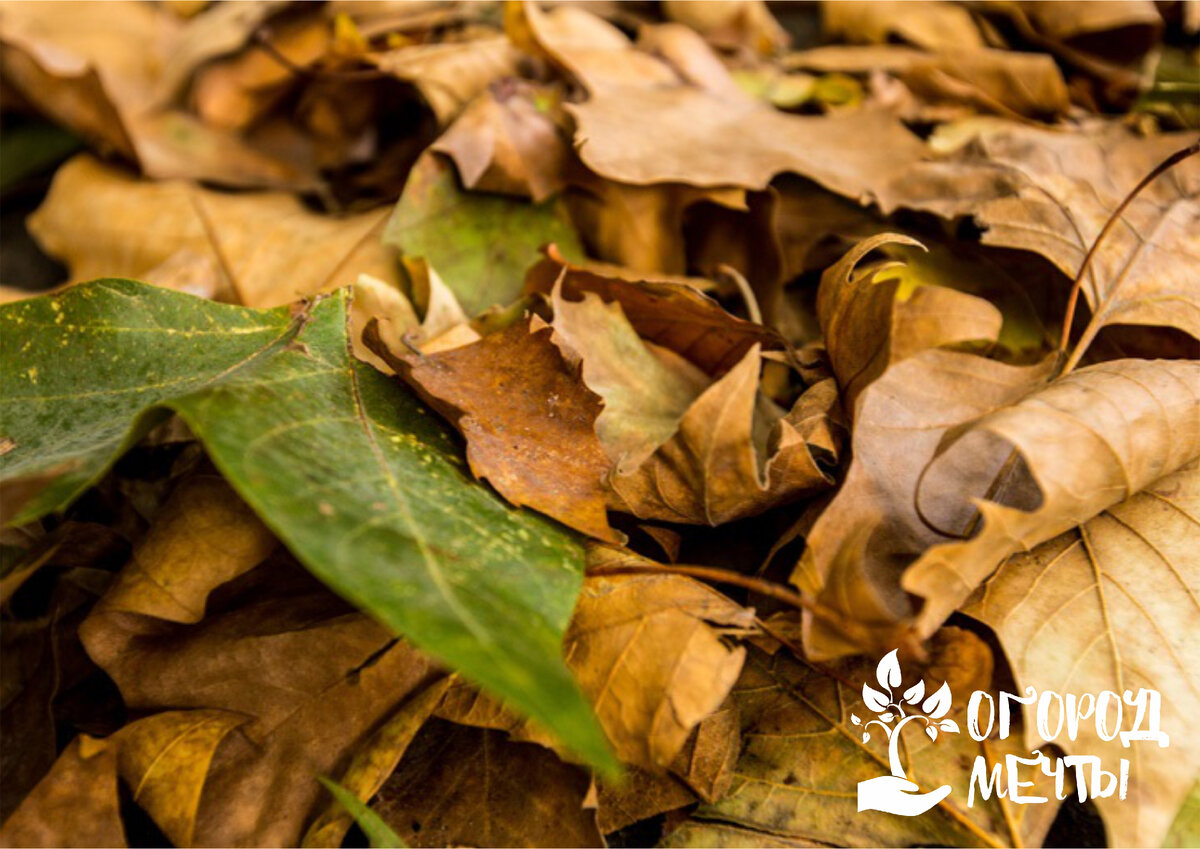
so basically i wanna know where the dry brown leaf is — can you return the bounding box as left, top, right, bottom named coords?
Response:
left=797, top=349, right=1057, bottom=659
left=370, top=317, right=621, bottom=542
left=94, top=475, right=276, bottom=624
left=1019, top=0, right=1162, bottom=61
left=507, top=0, right=680, bottom=93
left=527, top=247, right=780, bottom=378
left=566, top=552, right=755, bottom=769
left=662, top=636, right=1059, bottom=848
left=668, top=704, right=741, bottom=802
left=0, top=736, right=125, bottom=849
left=822, top=0, right=985, bottom=50
left=593, top=767, right=697, bottom=835
left=608, top=350, right=841, bottom=526
left=79, top=560, right=439, bottom=846
left=817, top=233, right=1003, bottom=417
left=301, top=677, right=451, bottom=849
left=551, top=282, right=710, bottom=474
left=966, top=459, right=1199, bottom=848
left=29, top=156, right=399, bottom=310
left=432, top=81, right=569, bottom=202
left=369, top=35, right=521, bottom=125
left=902, top=357, right=1200, bottom=635
left=373, top=718, right=604, bottom=848
left=114, top=710, right=248, bottom=848
left=787, top=45, right=1069, bottom=120
left=637, top=23, right=748, bottom=100
left=881, top=121, right=1200, bottom=347
left=565, top=172, right=748, bottom=276
left=661, top=0, right=789, bottom=56
left=570, top=88, right=928, bottom=195
left=0, top=2, right=313, bottom=188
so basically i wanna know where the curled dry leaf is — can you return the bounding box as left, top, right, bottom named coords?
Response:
left=966, top=459, right=1200, bottom=848
left=608, top=348, right=842, bottom=526
left=816, top=233, right=1004, bottom=418
left=821, top=0, right=985, bottom=51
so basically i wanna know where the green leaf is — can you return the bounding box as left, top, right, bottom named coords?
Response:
left=385, top=153, right=582, bottom=316
left=0, top=279, right=614, bottom=773
left=1165, top=778, right=1200, bottom=848
left=318, top=778, right=405, bottom=849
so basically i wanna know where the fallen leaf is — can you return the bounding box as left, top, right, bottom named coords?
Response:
left=369, top=316, right=621, bottom=542
left=0, top=281, right=612, bottom=772
left=372, top=718, right=604, bottom=848
left=114, top=710, right=248, bottom=848
left=570, top=89, right=929, bottom=195
left=93, top=475, right=276, bottom=624
left=303, top=678, right=451, bottom=848
left=432, top=80, right=569, bottom=202
left=821, top=0, right=985, bottom=50
left=385, top=152, right=582, bottom=315
left=566, top=552, right=754, bottom=769
left=27, top=155, right=398, bottom=309
left=903, top=357, right=1200, bottom=635
left=965, top=459, right=1200, bottom=848
left=0, top=736, right=124, bottom=848
left=551, top=281, right=710, bottom=474
left=608, top=350, right=841, bottom=526
left=817, top=233, right=1004, bottom=417
left=881, top=121, right=1200, bottom=349
left=662, top=0, right=789, bottom=56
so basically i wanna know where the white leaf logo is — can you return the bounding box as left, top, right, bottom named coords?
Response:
left=877, top=649, right=902, bottom=690
left=922, top=682, right=952, bottom=719
left=863, top=683, right=889, bottom=712
left=903, top=680, right=925, bottom=705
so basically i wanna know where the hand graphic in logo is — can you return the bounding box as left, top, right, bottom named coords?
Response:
left=852, top=649, right=959, bottom=816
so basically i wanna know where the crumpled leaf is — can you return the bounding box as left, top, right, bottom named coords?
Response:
left=551, top=282, right=709, bottom=474
left=796, top=348, right=1057, bottom=658
left=965, top=459, right=1200, bottom=848
left=369, top=316, right=621, bottom=542
left=372, top=718, right=604, bottom=848
left=385, top=152, right=582, bottom=316
left=0, top=281, right=612, bottom=772
left=663, top=637, right=1059, bottom=848
left=567, top=549, right=755, bottom=769
left=0, top=1, right=313, bottom=188
left=608, top=348, right=841, bottom=526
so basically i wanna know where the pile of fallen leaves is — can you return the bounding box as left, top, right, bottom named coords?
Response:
left=1, top=1, right=1198, bottom=847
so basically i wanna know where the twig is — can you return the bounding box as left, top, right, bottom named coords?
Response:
left=717, top=263, right=763, bottom=325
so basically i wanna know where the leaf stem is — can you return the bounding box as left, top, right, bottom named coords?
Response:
left=1058, top=137, right=1200, bottom=374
